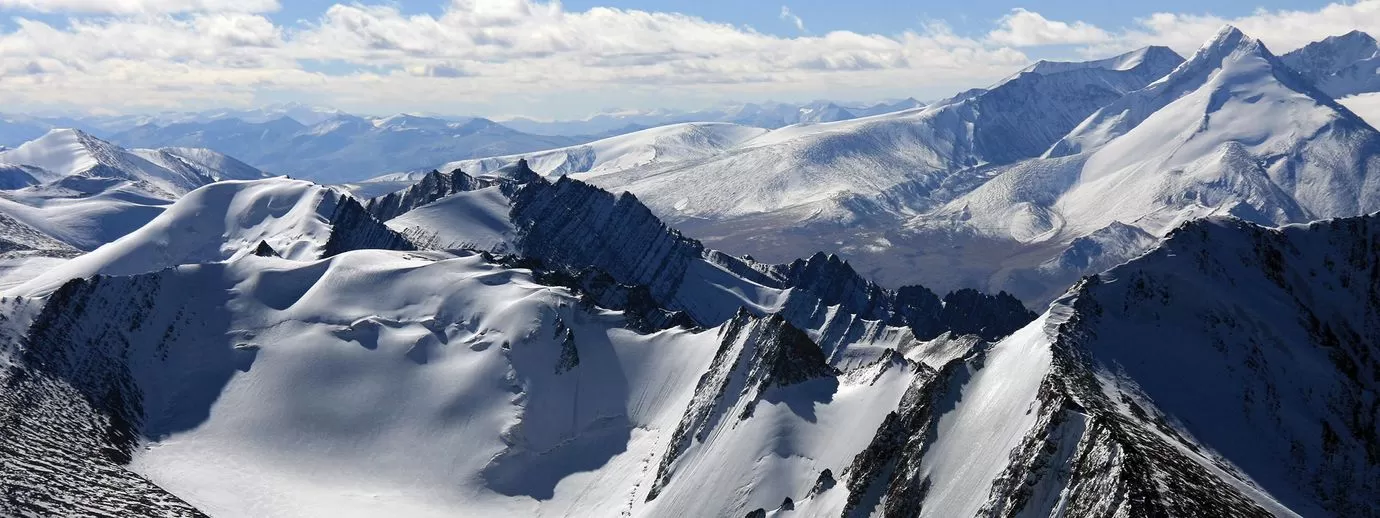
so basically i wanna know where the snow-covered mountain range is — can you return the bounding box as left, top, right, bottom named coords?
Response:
left=0, top=154, right=1374, bottom=516
left=437, top=28, right=1380, bottom=307
left=0, top=99, right=930, bottom=184
left=106, top=114, right=586, bottom=184
left=2, top=23, right=1379, bottom=518
left=498, top=99, right=926, bottom=137
left=0, top=129, right=269, bottom=289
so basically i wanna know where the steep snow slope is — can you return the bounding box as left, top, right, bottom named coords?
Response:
left=594, top=46, right=1177, bottom=220
left=1280, top=30, right=1380, bottom=98
left=794, top=213, right=1380, bottom=517
left=445, top=122, right=767, bottom=180
left=1044, top=214, right=1380, bottom=516
left=0, top=247, right=927, bottom=517
left=10, top=178, right=411, bottom=297
left=0, top=184, right=170, bottom=252
left=131, top=147, right=268, bottom=186
left=0, top=164, right=43, bottom=189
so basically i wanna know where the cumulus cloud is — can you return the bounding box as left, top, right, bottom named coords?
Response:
left=780, top=6, right=805, bottom=33
left=0, top=0, right=279, bottom=14
left=986, top=8, right=1111, bottom=47
left=1117, top=1, right=1380, bottom=54
left=5, top=0, right=1380, bottom=117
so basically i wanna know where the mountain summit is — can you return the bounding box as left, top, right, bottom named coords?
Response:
left=1281, top=29, right=1380, bottom=98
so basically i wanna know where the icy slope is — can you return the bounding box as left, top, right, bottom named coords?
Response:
left=807, top=212, right=1380, bottom=517
left=10, top=178, right=412, bottom=297
left=386, top=186, right=516, bottom=252
left=1018, top=45, right=1182, bottom=77
left=364, top=167, right=505, bottom=221
left=502, top=172, right=1034, bottom=353
left=343, top=163, right=1034, bottom=362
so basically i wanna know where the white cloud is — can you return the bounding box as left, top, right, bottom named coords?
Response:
left=986, top=8, right=1111, bottom=47
left=780, top=6, right=805, bottom=33
left=0, top=0, right=279, bottom=14
left=1117, top=1, right=1380, bottom=55
left=9, top=0, right=1380, bottom=117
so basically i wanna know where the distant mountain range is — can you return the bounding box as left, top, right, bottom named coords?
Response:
left=429, top=28, right=1380, bottom=308
left=498, top=98, right=926, bottom=136
left=0, top=99, right=928, bottom=183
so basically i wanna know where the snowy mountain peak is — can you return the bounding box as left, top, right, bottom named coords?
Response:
left=1021, top=45, right=1182, bottom=76
left=1200, top=25, right=1258, bottom=56
left=1048, top=26, right=1322, bottom=158
left=1172, top=25, right=1273, bottom=81
left=1281, top=30, right=1380, bottom=98
left=0, top=128, right=267, bottom=197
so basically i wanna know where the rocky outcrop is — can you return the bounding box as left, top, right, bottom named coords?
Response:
left=321, top=193, right=416, bottom=257
left=511, top=175, right=706, bottom=315
left=365, top=168, right=505, bottom=222
left=252, top=240, right=279, bottom=258
left=839, top=358, right=949, bottom=518
left=937, top=289, right=1036, bottom=341
left=972, top=214, right=1380, bottom=517
left=0, top=276, right=205, bottom=516
left=647, top=311, right=838, bottom=500
left=489, top=253, right=696, bottom=332
left=506, top=171, right=1037, bottom=345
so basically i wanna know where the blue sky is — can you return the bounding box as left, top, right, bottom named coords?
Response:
left=261, top=0, right=1334, bottom=38
left=0, top=0, right=1372, bottom=118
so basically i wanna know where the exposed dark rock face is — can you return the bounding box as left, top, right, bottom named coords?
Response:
left=552, top=316, right=580, bottom=374
left=839, top=358, right=948, bottom=518
left=810, top=468, right=837, bottom=496
left=365, top=168, right=504, bottom=222
left=252, top=240, right=279, bottom=258
left=970, top=214, right=1380, bottom=518
left=506, top=172, right=1037, bottom=344
left=321, top=193, right=416, bottom=257
left=647, top=312, right=838, bottom=501
left=511, top=175, right=706, bottom=317
left=487, top=253, right=695, bottom=332
left=0, top=276, right=205, bottom=516
left=938, top=289, right=1036, bottom=341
